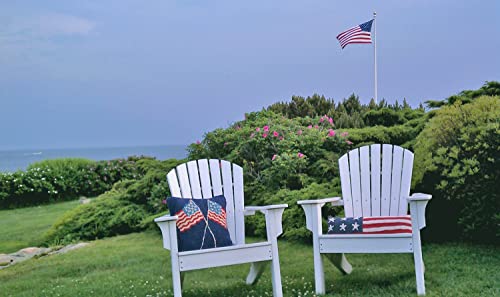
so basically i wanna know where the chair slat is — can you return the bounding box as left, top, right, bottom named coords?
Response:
left=197, top=159, right=213, bottom=198
left=339, top=155, right=353, bottom=217
left=348, top=150, right=362, bottom=217
left=359, top=146, right=371, bottom=216
left=380, top=145, right=393, bottom=216
left=176, top=163, right=192, bottom=198
left=209, top=159, right=223, bottom=196
left=232, top=164, right=245, bottom=245
left=370, top=144, right=381, bottom=216
left=399, top=150, right=414, bottom=215
left=390, top=146, right=404, bottom=215
left=167, top=170, right=181, bottom=197
left=187, top=161, right=202, bottom=199
left=221, top=160, right=236, bottom=243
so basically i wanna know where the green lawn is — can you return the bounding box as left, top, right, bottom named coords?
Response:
left=0, top=231, right=498, bottom=297
left=0, top=200, right=80, bottom=253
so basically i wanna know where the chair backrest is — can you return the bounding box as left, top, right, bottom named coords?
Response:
left=166, top=159, right=245, bottom=245
left=338, top=144, right=414, bottom=218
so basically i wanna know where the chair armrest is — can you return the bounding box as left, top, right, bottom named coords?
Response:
left=407, top=193, right=432, bottom=201
left=244, top=204, right=288, bottom=215
left=407, top=193, right=432, bottom=230
left=154, top=215, right=178, bottom=223
left=244, top=204, right=288, bottom=239
left=154, top=215, right=178, bottom=251
left=297, top=197, right=343, bottom=206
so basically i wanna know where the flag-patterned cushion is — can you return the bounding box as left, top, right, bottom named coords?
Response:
left=166, top=195, right=233, bottom=252
left=327, top=215, right=413, bottom=235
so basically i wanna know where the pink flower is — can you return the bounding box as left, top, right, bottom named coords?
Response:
left=341, top=132, right=348, bottom=137
left=314, top=125, right=319, bottom=129
left=273, top=131, right=279, bottom=137
left=263, top=125, right=270, bottom=132
left=235, top=126, right=241, bottom=130
left=162, top=199, right=167, bottom=205
left=256, top=127, right=261, bottom=132
left=224, top=142, right=228, bottom=147
left=272, top=154, right=277, bottom=161
left=328, top=129, right=336, bottom=137
left=279, top=136, right=284, bottom=141
left=297, top=130, right=303, bottom=135
left=263, top=133, right=268, bottom=138
left=297, top=152, right=305, bottom=158
left=346, top=140, right=353, bottom=145
left=319, top=117, right=324, bottom=123
left=328, top=117, right=333, bottom=125
left=307, top=125, right=313, bottom=129
left=250, top=133, right=255, bottom=138
left=196, top=140, right=201, bottom=144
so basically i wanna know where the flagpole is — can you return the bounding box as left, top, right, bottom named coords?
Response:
left=373, top=11, right=378, bottom=104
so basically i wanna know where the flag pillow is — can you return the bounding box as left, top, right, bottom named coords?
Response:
left=327, top=215, right=412, bottom=235
left=166, top=195, right=233, bottom=252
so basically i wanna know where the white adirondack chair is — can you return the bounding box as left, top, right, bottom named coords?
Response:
left=298, top=144, right=432, bottom=295
left=154, top=159, right=288, bottom=297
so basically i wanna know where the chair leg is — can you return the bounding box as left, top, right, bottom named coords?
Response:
left=270, top=245, right=283, bottom=297
left=172, top=267, right=183, bottom=297
left=246, top=262, right=267, bottom=285
left=313, top=243, right=326, bottom=295
left=413, top=233, right=426, bottom=295
left=324, top=253, right=353, bottom=275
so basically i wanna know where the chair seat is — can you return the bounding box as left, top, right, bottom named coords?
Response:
left=178, top=242, right=273, bottom=271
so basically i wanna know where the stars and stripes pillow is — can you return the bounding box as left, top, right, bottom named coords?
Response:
left=166, top=195, right=233, bottom=252
left=327, top=215, right=413, bottom=235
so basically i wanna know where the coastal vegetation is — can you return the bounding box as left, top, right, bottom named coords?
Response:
left=1, top=82, right=498, bottom=246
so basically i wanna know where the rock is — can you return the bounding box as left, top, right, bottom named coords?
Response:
left=52, top=242, right=89, bottom=254
left=79, top=197, right=91, bottom=204
left=0, top=254, right=15, bottom=267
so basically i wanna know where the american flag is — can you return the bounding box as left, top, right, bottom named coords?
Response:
left=207, top=200, right=227, bottom=229
left=327, top=215, right=412, bottom=235
left=175, top=200, right=205, bottom=232
left=336, top=19, right=374, bottom=49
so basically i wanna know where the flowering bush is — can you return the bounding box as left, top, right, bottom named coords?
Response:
left=0, top=157, right=147, bottom=209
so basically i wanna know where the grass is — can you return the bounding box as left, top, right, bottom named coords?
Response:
left=0, top=231, right=498, bottom=297
left=0, top=200, right=80, bottom=253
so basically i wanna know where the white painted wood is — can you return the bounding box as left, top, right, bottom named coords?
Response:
left=359, top=146, right=371, bottom=216
left=410, top=202, right=426, bottom=295
left=348, top=149, right=363, bottom=217
left=176, top=164, right=192, bottom=198
left=380, top=145, right=393, bottom=216
left=220, top=160, right=236, bottom=243
left=158, top=159, right=288, bottom=297
left=390, top=146, right=404, bottom=215
left=246, top=262, right=267, bottom=285
left=232, top=164, right=246, bottom=245
left=167, top=170, right=181, bottom=197
left=339, top=155, right=354, bottom=217
left=370, top=144, right=381, bottom=216
left=187, top=161, right=202, bottom=199
left=197, top=159, right=213, bottom=198
left=311, top=203, right=325, bottom=295
left=399, top=150, right=414, bottom=215
left=178, top=242, right=273, bottom=271
left=209, top=159, right=223, bottom=196
left=319, top=236, right=413, bottom=253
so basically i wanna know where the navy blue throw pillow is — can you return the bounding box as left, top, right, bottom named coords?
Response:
left=166, top=195, right=233, bottom=252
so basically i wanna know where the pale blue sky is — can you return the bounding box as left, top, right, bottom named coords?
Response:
left=1, top=0, right=499, bottom=150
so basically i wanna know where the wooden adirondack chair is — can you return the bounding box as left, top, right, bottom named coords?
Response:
left=154, top=159, right=287, bottom=297
left=298, top=144, right=432, bottom=295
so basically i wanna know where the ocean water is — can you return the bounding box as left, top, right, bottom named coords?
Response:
left=0, top=145, right=188, bottom=173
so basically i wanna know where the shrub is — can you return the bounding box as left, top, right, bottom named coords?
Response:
left=413, top=96, right=500, bottom=243
left=0, top=157, right=146, bottom=209
left=43, top=189, right=148, bottom=244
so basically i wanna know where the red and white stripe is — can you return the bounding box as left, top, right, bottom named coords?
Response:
left=176, top=210, right=205, bottom=232
left=208, top=208, right=227, bottom=229
left=336, top=26, right=372, bottom=49
left=362, top=215, right=412, bottom=234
